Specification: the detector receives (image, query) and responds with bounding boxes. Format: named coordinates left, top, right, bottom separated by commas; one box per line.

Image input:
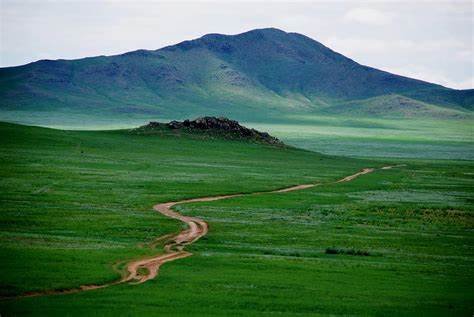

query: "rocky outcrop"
left=136, top=117, right=283, bottom=145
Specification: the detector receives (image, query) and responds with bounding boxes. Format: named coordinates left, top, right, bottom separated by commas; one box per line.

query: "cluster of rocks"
left=139, top=116, right=283, bottom=145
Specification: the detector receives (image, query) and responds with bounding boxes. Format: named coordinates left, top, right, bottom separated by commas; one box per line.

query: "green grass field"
left=0, top=122, right=473, bottom=316
left=249, top=115, right=474, bottom=160
left=3, top=111, right=471, bottom=160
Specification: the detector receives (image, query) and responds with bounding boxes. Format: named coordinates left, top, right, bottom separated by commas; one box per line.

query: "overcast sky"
left=0, top=0, right=472, bottom=89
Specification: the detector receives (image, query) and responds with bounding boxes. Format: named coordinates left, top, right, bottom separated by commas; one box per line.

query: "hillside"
left=0, top=28, right=472, bottom=124
left=324, top=94, right=469, bottom=119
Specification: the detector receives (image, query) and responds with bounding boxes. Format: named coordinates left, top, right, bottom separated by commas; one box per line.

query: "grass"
left=3, top=112, right=471, bottom=160
left=0, top=122, right=473, bottom=316
left=0, top=122, right=367, bottom=296
left=324, top=248, right=370, bottom=256
left=248, top=115, right=474, bottom=159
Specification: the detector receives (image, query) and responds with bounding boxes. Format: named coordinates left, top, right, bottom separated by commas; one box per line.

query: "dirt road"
left=8, top=165, right=400, bottom=299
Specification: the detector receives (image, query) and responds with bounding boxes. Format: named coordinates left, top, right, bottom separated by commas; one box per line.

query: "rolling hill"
left=0, top=28, right=472, bottom=124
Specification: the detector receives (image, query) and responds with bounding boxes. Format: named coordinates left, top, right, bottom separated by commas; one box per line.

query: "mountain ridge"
left=0, top=27, right=472, bottom=124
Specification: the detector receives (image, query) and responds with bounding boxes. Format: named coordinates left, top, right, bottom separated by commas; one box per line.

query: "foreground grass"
left=0, top=122, right=473, bottom=315
left=0, top=122, right=367, bottom=296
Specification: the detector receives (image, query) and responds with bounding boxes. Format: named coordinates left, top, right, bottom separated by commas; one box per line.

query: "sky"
left=0, top=0, right=472, bottom=89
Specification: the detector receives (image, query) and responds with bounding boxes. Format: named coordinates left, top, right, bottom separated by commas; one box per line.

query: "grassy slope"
left=0, top=123, right=473, bottom=315
left=323, top=94, right=470, bottom=119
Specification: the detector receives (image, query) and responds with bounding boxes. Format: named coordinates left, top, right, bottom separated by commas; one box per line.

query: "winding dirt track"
left=8, top=165, right=401, bottom=299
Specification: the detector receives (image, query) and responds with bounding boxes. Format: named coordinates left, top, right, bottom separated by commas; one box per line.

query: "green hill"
left=0, top=28, right=472, bottom=125
left=324, top=94, right=469, bottom=119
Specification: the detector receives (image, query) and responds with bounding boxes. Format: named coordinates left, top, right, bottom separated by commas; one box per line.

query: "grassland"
left=0, top=122, right=473, bottom=316
left=0, top=122, right=367, bottom=296
left=249, top=115, right=474, bottom=160
left=3, top=111, right=472, bottom=161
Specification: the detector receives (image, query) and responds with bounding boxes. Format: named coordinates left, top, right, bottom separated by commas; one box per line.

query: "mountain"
left=0, top=28, right=472, bottom=123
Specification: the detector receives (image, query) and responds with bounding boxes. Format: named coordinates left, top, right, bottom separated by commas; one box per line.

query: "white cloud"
left=324, top=36, right=473, bottom=89
left=382, top=64, right=473, bottom=89
left=453, top=77, right=474, bottom=90
left=343, top=8, right=391, bottom=25
left=326, top=37, right=467, bottom=56
left=455, top=50, right=473, bottom=61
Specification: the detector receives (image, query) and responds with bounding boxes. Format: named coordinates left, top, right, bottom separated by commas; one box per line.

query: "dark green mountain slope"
left=0, top=28, right=472, bottom=122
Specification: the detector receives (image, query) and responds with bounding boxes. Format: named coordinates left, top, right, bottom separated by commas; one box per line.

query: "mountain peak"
left=167, top=27, right=292, bottom=52
left=200, top=27, right=288, bottom=40
left=240, top=27, right=288, bottom=35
